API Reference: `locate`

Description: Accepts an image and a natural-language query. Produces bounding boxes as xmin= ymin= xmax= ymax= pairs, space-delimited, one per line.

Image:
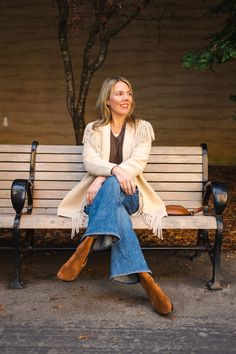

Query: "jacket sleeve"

xmin=119 ymin=121 xmax=155 ymax=178
xmin=82 ymin=123 xmax=117 ymax=176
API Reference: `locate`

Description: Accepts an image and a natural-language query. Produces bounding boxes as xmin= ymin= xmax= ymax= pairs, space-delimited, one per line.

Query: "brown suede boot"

xmin=57 ymin=236 xmax=94 ymax=281
xmin=139 ymin=272 xmax=173 ymax=316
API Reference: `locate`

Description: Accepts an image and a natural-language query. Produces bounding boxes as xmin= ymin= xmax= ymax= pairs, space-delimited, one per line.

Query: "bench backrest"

xmin=0 ymin=144 xmax=207 ymax=215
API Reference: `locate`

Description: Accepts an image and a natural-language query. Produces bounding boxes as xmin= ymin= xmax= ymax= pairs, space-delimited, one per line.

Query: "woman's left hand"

xmin=86 ymin=176 xmax=106 ymax=204
xmin=111 ymin=166 xmax=136 ymax=195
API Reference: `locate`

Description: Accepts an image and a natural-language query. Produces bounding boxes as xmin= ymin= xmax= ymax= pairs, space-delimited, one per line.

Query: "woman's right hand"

xmin=86 ymin=176 xmax=106 ymax=204
xmin=111 ymin=166 xmax=136 ymax=195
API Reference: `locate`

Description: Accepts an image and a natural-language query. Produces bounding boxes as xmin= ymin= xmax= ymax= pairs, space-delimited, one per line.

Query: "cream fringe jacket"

xmin=57 ymin=119 xmax=167 ymax=239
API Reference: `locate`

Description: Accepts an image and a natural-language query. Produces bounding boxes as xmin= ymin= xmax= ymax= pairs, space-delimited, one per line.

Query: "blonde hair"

xmin=93 ymin=76 xmax=136 ymax=129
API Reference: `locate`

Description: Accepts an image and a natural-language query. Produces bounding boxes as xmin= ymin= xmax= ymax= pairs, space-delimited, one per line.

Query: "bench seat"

xmin=0 ymin=142 xmax=227 ymax=290
xmin=0 ymin=213 xmax=217 ymax=230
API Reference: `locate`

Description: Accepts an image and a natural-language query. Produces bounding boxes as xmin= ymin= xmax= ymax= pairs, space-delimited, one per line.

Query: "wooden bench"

xmin=0 ymin=142 xmax=228 ymax=289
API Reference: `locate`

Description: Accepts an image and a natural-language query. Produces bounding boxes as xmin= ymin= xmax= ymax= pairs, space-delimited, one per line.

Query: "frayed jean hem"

xmin=110 ymin=269 xmax=152 ymax=285
xmin=81 ymin=232 xmax=120 ymax=251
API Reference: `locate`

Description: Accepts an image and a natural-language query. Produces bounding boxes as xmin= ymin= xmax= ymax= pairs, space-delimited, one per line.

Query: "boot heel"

xmin=57 ymin=237 xmax=94 ymax=281
xmin=139 ymin=272 xmax=173 ymax=316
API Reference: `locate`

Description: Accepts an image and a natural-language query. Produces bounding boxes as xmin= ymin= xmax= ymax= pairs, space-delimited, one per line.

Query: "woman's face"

xmin=107 ymin=81 xmax=133 ymax=120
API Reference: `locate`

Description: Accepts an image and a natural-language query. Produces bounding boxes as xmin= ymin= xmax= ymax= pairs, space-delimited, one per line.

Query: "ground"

xmin=0 ymin=249 xmax=236 ymax=353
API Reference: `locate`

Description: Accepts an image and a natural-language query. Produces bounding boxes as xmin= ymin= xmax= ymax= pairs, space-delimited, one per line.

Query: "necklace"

xmin=111 ymin=122 xmax=125 ymax=136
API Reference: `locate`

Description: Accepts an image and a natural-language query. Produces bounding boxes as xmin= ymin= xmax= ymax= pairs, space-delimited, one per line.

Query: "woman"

xmin=57 ymin=76 xmax=173 ymax=316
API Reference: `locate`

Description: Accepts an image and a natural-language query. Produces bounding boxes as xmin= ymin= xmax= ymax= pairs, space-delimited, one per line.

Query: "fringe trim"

xmin=135 ymin=121 xmax=155 ymax=147
xmin=134 ymin=186 xmax=164 ymax=240
xmin=141 ymin=212 xmax=163 ymax=240
xmin=71 ymin=201 xmax=88 ymax=239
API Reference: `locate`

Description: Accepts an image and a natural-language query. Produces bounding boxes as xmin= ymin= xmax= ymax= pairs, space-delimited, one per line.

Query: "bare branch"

xmin=56 ymin=0 xmax=76 ymax=117
xmin=108 ymin=0 xmax=152 ymax=39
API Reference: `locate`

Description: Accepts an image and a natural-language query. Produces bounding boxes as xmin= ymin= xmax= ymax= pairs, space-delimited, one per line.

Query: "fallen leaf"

xmin=54 ymin=304 xmax=64 ymax=310
xmin=0 ymin=304 xmax=5 ymax=312
xmin=78 ymin=335 xmax=90 ymax=340
xmin=138 ymin=311 xmax=145 ymax=315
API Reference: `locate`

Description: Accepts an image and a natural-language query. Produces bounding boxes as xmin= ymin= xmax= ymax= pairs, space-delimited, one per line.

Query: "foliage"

xmin=182 ymin=0 xmax=236 ymax=71
xmin=182 ymin=0 xmax=236 ymax=120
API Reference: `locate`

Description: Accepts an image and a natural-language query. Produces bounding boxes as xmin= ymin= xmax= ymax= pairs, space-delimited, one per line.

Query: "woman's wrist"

xmin=96 ymin=176 xmax=106 ymax=183
xmin=110 ymin=165 xmax=118 ymax=176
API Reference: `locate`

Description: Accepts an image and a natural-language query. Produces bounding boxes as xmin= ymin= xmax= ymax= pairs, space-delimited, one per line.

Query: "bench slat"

xmin=158 ymin=192 xmax=202 ymax=201
xmin=145 ymin=164 xmax=202 ymax=173
xmin=0 ymin=199 xmax=203 ymax=209
xmin=148 ymin=155 xmax=203 ymax=163
xmin=0 ymin=153 xmax=31 ymax=162
xmin=143 ymin=173 xmax=203 ymax=182
xmin=132 ymin=215 xmax=217 ymax=229
xmin=34 ymin=172 xmax=204 ymax=182
xmin=0 ymin=181 xmax=15 ymax=189
xmin=35 ymin=163 xmax=86 ymax=172
xmin=36 ymin=154 xmax=83 ymax=163
xmin=34 ymin=191 xmax=67 ymax=199
xmin=31 ymin=190 xmax=202 ymax=202
xmin=0 ymin=214 xmax=16 ymax=227
xmin=1 ymin=180 xmax=80 ymax=191
xmin=37 ymin=145 xmax=83 ymax=153
xmin=0 ymin=172 xmax=203 ymax=183
xmin=0 ymin=181 xmax=204 ymax=192
xmin=0 ymin=163 xmax=31 ymax=171
xmin=35 ymin=154 xmax=203 ymax=164
xmin=0 ymin=190 xmax=10 ymax=198
xmin=13 ymin=214 xmax=216 ymax=230
xmin=0 ymin=172 xmax=29 ymax=180
xmin=0 ymin=145 xmax=203 ymax=155
xmin=32 ymin=162 xmax=203 ymax=173
xmin=150 ymin=146 xmax=203 ymax=154
xmin=0 ymin=208 xmax=16 ymax=215
xmin=34 ymin=181 xmax=79 ymax=190
xmin=151 ymin=182 xmax=203 ymax=192
xmin=34 ymin=172 xmax=85 ymax=181
xmin=33 ymin=181 xmax=204 ymax=192
xmin=0 ymin=145 xmax=31 ymax=153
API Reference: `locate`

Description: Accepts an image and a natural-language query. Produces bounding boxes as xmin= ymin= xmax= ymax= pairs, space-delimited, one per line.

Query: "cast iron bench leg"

xmin=208 ymin=216 xmax=223 ymax=290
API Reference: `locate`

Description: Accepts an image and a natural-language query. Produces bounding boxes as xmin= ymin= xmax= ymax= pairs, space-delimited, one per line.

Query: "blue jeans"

xmin=83 ymin=176 xmax=151 ymax=284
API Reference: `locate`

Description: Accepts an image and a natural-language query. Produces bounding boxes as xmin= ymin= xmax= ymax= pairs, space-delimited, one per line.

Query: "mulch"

xmin=1 ymin=166 xmax=236 ymax=252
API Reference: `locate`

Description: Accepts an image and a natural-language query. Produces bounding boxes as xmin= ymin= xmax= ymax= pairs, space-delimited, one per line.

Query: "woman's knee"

xmin=103 ymin=176 xmax=120 ymax=192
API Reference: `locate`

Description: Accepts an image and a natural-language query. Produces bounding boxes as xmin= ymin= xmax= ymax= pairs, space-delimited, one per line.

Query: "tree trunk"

xmin=56 ymin=0 xmax=81 ymax=144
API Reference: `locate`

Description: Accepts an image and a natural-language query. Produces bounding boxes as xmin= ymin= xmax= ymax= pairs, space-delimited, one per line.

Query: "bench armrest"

xmin=203 ymin=181 xmax=228 ymax=216
xmin=11 ymin=179 xmax=33 ymax=215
